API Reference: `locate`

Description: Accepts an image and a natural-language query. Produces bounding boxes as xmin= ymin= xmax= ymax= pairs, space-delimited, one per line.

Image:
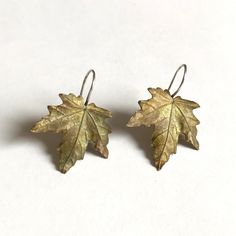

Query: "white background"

xmin=0 ymin=0 xmax=235 ymax=235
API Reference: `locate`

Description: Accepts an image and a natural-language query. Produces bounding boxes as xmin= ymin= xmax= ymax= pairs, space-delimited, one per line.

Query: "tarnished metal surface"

xmin=127 ymin=88 xmax=200 ymax=169
xmin=31 ymin=93 xmax=112 ymax=173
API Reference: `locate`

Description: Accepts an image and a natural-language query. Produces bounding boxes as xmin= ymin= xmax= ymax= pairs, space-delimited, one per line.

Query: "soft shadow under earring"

xmin=127 ymin=64 xmax=200 ymax=170
xmin=31 ymin=70 xmax=112 ymax=174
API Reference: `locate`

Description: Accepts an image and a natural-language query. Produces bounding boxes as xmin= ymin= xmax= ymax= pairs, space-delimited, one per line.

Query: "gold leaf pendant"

xmin=31 ymin=70 xmax=112 ymax=173
xmin=127 ymin=65 xmax=200 ymax=170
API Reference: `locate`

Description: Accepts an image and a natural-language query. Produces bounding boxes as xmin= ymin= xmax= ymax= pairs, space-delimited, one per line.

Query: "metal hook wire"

xmin=168 ymin=64 xmax=187 ymax=97
xmin=80 ymin=69 xmax=96 ymax=105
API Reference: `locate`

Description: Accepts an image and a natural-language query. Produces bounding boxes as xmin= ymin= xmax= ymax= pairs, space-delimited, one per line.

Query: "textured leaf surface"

xmin=127 ymin=88 xmax=200 ymax=170
xmin=31 ymin=93 xmax=112 ymax=173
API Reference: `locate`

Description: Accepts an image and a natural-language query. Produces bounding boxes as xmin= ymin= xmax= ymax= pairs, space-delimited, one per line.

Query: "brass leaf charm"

xmin=127 ymin=87 xmax=200 ymax=170
xmin=31 ymin=93 xmax=112 ymax=173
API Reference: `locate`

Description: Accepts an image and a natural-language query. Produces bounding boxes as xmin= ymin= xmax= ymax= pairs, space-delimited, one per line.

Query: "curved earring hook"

xmin=167 ymin=64 xmax=187 ymax=97
xmin=80 ymin=69 xmax=96 ymax=105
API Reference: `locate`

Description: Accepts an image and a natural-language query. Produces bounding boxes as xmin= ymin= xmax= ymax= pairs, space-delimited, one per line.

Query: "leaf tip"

xmin=59 ymin=168 xmax=68 ymax=174
xmin=30 ymin=124 xmax=39 ymax=133
xmin=30 ymin=127 xmax=36 ymax=133
xmin=195 ymin=142 xmax=200 ymax=150
xmin=47 ymin=105 xmax=53 ymax=112
xmin=107 ymin=111 xmax=112 ymax=118
xmin=59 ymin=93 xmax=67 ymax=101
xmin=97 ymin=146 xmax=109 ymax=158
xmin=147 ymin=87 xmax=156 ymax=94
xmin=58 ymin=163 xmax=70 ymax=174
xmin=155 ymin=161 xmax=165 ymax=170
xmin=126 ymin=119 xmax=134 ymax=127
xmin=102 ymin=147 xmax=109 ymax=158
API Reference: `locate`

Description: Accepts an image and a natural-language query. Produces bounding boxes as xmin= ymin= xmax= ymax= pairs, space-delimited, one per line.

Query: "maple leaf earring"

xmin=31 ymin=70 xmax=112 ymax=174
xmin=127 ymin=64 xmax=200 ymax=170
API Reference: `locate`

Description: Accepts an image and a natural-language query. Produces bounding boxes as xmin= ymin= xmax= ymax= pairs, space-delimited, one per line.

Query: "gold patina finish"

xmin=127 ymin=88 xmax=200 ymax=170
xmin=31 ymin=93 xmax=112 ymax=173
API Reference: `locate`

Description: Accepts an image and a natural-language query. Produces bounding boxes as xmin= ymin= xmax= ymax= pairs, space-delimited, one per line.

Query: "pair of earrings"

xmin=31 ymin=64 xmax=200 ymax=173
